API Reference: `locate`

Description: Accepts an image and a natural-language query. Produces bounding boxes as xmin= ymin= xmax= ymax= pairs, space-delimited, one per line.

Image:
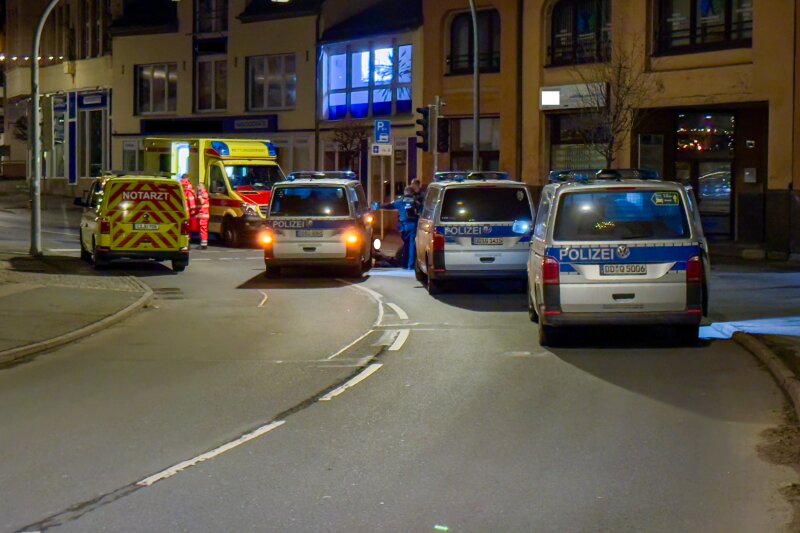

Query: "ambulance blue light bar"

xmin=210 ymin=141 xmax=230 ymax=156
xmin=264 ymin=142 xmax=278 ymax=157
xmin=434 ymin=171 xmax=512 ymax=182
xmin=548 ymin=168 xmax=661 ymax=183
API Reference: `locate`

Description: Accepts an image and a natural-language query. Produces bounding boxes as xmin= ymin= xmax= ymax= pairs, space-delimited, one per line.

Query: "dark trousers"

xmin=400 ymin=221 xmax=417 ymax=270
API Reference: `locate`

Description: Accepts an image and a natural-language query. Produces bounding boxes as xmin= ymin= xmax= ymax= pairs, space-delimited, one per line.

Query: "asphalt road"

xmin=0 ymin=200 xmax=797 ymax=531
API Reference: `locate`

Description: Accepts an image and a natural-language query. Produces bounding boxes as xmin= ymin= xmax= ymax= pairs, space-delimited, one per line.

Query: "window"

xmin=549 ymin=113 xmax=608 ymax=170
xmin=122 ymin=140 xmax=144 ymax=172
xmin=440 ymin=187 xmax=532 ymax=223
xmin=196 ymin=56 xmax=227 ymax=112
xmin=534 ymin=192 xmax=552 ymax=240
xmin=224 ymin=165 xmax=285 ymax=190
xmin=549 ymin=0 xmax=610 ymax=66
xmin=321 ymin=41 xmax=413 ymax=121
xmin=270 ymin=187 xmax=351 ymax=217
xmin=209 ymin=165 xmax=227 ymax=194
xmin=196 ymin=0 xmax=228 ymax=33
xmin=449 ymin=117 xmax=501 ymax=171
xmin=656 ymin=0 xmax=752 ymax=55
xmin=248 ymin=54 xmax=297 ymax=110
xmin=78 ymin=109 xmax=106 ymax=177
xmin=135 ymin=63 xmax=178 ymax=115
xmin=449 ymin=10 xmax=501 ymax=74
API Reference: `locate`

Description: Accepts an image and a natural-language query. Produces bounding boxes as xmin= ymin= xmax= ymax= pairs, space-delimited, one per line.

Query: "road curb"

xmin=0 ymin=277 xmax=153 ymax=367
xmin=734 ymin=332 xmax=800 ymax=418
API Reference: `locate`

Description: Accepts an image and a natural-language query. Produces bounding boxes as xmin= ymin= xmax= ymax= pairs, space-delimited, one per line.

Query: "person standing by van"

xmin=196 ymin=182 xmax=210 ymax=249
xmin=180 ymin=174 xmax=198 ymax=236
xmin=382 ymin=186 xmax=420 ymax=270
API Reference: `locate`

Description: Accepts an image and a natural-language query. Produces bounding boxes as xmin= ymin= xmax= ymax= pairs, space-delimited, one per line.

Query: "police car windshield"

xmin=270 ymin=186 xmax=350 ymax=217
xmin=553 ymin=190 xmax=690 ymax=241
xmin=225 ymin=165 xmax=285 ymax=191
xmin=440 ymin=187 xmax=531 ymax=223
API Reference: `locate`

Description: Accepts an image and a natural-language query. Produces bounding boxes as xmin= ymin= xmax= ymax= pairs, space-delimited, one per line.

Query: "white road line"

xmin=376 ymin=301 xmax=385 ymax=326
xmin=388 ymin=329 xmax=410 ymax=351
xmin=257 ymin=291 xmax=269 ymax=308
xmin=219 ymin=257 xmax=234 ymax=261
xmin=192 ymin=258 xmax=212 ymax=261
xmin=337 ymin=279 xmax=384 ymax=301
xmin=137 ymin=420 xmax=285 ymax=487
xmin=386 ymin=302 xmax=408 ymax=320
xmin=326 ymin=329 xmax=374 ymax=360
xmin=47 ymin=248 xmax=81 ymax=252
xmin=319 ymin=363 xmax=383 ymax=401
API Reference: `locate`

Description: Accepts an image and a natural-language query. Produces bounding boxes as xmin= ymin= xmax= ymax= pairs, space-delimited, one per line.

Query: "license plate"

xmin=297 ymin=230 xmax=323 ymax=238
xmin=133 ymin=224 xmax=159 ymax=231
xmin=600 ymin=264 xmax=647 ymax=276
xmin=472 ymin=237 xmax=503 ymax=245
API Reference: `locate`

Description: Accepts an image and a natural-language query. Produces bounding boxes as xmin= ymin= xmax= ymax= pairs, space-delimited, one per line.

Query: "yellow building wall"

xmin=522 ymin=0 xmax=796 ymax=190
xmin=422 ymin=0 xmax=521 ymax=180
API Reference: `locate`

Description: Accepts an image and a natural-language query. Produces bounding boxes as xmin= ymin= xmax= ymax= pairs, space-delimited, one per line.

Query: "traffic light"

xmin=437 ymin=117 xmax=450 ymax=153
xmin=416 ymin=106 xmax=430 ymax=152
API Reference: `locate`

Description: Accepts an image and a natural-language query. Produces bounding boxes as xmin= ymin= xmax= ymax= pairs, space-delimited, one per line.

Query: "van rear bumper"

xmin=264 ymin=257 xmax=360 ymax=268
xmin=542 ymin=311 xmax=702 ymax=327
xmin=430 ymin=269 xmax=527 ymax=280
xmin=97 ymin=249 xmax=189 ymax=262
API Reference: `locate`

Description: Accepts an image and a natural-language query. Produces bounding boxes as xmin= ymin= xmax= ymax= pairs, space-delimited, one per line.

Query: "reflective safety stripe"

xmin=105 ymin=180 xmax=186 ymax=251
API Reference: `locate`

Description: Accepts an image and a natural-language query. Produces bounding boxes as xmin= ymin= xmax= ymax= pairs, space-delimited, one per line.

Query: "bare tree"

xmin=331 ymin=118 xmax=370 ymax=171
xmin=570 ymin=39 xmax=663 ymax=168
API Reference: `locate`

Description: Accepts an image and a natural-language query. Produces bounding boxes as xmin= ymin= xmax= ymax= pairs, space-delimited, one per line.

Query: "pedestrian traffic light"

xmin=416 ymin=106 xmax=430 ymax=152
xmin=437 ymin=117 xmax=450 ymax=153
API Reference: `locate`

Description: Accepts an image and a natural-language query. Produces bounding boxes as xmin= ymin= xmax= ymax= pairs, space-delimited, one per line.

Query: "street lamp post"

xmin=29 ymin=0 xmax=61 ymax=256
xmin=468 ymin=0 xmax=480 ymax=171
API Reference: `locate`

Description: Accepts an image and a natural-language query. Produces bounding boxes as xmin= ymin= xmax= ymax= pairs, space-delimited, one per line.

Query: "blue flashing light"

xmin=210 ymin=141 xmax=230 ymax=156
xmin=265 ymin=142 xmax=278 ymax=157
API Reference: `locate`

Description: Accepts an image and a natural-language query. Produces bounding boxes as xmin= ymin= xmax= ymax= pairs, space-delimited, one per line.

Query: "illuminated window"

xmin=135 ymin=63 xmax=178 ymax=115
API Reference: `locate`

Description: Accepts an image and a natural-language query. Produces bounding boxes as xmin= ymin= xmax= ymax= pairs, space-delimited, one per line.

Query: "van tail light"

xmin=433 ymin=232 xmax=446 ymax=252
xmin=180 ymin=219 xmax=190 ymax=236
xmin=100 ymin=219 xmax=111 ymax=234
xmin=542 ymin=256 xmax=560 ymax=285
xmin=432 ymin=231 xmax=446 ymax=273
xmin=687 ymin=256 xmax=703 ymax=283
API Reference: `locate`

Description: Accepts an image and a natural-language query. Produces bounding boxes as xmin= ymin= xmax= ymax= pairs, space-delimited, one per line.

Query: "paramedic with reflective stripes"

xmin=180 ymin=174 xmax=198 ymax=234
xmin=196 ymin=182 xmax=210 ymax=249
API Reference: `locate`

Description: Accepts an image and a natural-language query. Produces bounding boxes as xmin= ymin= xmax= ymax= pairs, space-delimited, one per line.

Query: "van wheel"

xmin=528 ymin=289 xmax=539 ymax=323
xmin=427 ymin=277 xmax=442 ymax=295
xmin=172 ymin=259 xmax=188 ymax=272
xmin=361 ymin=250 xmax=373 ymax=273
xmin=222 ymin=218 xmax=240 ymax=247
xmin=79 ymin=233 xmax=92 ymax=263
xmin=348 ymin=262 xmax=364 ymax=278
xmin=92 ymin=238 xmax=108 ymax=269
xmin=538 ymin=322 xmax=559 ymax=347
xmin=677 ymin=325 xmax=700 ymax=346
xmin=265 ymin=266 xmax=281 ymax=278
xmin=415 ymin=259 xmax=427 ymax=283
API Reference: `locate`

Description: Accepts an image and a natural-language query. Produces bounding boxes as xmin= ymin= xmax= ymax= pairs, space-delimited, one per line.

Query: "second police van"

xmin=527 ymin=169 xmax=710 ymax=346
xmin=261 ymin=171 xmax=374 ymax=278
xmin=415 ymin=172 xmax=536 ymax=294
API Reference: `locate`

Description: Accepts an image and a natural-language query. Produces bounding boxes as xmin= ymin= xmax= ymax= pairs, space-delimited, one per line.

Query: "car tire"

xmin=415 ymin=259 xmax=427 ymax=283
xmin=348 ymin=262 xmax=364 ymax=279
xmin=91 ymin=238 xmax=108 ymax=270
xmin=222 ymin=217 xmax=240 ymax=248
xmin=79 ymin=232 xmax=92 ymax=263
xmin=264 ymin=266 xmax=282 ymax=278
xmin=677 ymin=324 xmax=700 ymax=346
xmin=361 ymin=250 xmax=373 ymax=273
xmin=172 ymin=259 xmax=188 ymax=272
xmin=538 ymin=322 xmax=559 ymax=347
xmin=528 ymin=288 xmax=539 ymax=323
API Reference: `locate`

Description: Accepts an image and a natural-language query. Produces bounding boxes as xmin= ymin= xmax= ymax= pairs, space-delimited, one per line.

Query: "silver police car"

xmin=527 ymin=169 xmax=710 ymax=346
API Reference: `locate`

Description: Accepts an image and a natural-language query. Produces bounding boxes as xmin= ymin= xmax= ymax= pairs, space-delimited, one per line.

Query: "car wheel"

xmin=361 ymin=250 xmax=373 ymax=273
xmin=172 ymin=259 xmax=188 ymax=272
xmin=528 ymin=287 xmax=539 ymax=323
xmin=222 ymin=217 xmax=240 ymax=248
xmin=677 ymin=325 xmax=700 ymax=346
xmin=415 ymin=259 xmax=427 ymax=283
xmin=79 ymin=232 xmax=92 ymax=263
xmin=538 ymin=322 xmax=559 ymax=347
xmin=92 ymin=238 xmax=108 ymax=270
xmin=348 ymin=262 xmax=364 ymax=279
xmin=264 ymin=266 xmax=282 ymax=278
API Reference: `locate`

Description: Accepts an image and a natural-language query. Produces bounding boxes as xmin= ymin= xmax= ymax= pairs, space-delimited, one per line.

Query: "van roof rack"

xmin=285 ymin=170 xmax=357 ymax=181
xmin=433 ymin=171 xmax=512 ymax=182
xmin=548 ymin=168 xmax=661 ymax=183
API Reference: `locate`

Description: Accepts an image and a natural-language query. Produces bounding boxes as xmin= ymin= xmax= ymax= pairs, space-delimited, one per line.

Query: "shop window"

xmin=676 ymin=112 xmax=734 ymax=156
xmin=196 ymin=0 xmax=228 ymax=33
xmin=196 ymin=56 xmax=227 ymax=112
xmin=449 ymin=117 xmax=501 ymax=171
xmin=655 ymin=0 xmax=752 ymax=55
xmin=549 ymin=113 xmax=608 ymax=170
xmin=321 ymin=41 xmax=413 ymax=121
xmin=449 ymin=10 xmax=501 ymax=75
xmin=549 ymin=0 xmax=611 ymax=66
xmin=248 ymin=54 xmax=296 ymax=111
xmin=78 ymin=109 xmax=106 ymax=178
xmin=135 ymin=63 xmax=178 ymax=115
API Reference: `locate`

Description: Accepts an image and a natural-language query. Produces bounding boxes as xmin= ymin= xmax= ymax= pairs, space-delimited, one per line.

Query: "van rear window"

xmin=270 ymin=187 xmax=350 ymax=217
xmin=553 ymin=190 xmax=690 ymax=241
xmin=440 ymin=187 xmax=532 ymax=223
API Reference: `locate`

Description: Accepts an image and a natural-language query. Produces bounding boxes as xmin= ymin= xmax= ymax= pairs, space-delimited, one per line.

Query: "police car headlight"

xmin=242 ymin=204 xmax=259 ymax=216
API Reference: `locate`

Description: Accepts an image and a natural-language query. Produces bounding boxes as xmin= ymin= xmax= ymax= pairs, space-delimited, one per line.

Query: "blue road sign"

xmin=375 ymin=120 xmax=391 ymax=144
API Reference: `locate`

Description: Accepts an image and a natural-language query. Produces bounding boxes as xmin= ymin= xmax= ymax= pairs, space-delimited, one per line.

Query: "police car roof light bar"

xmin=548 ymin=168 xmax=661 ymax=183
xmin=286 ymin=171 xmax=358 ymax=181
xmin=433 ymin=171 xmax=512 ymax=182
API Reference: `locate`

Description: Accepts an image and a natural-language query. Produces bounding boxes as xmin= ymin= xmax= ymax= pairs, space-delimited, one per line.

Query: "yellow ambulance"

xmin=143 ymin=138 xmax=285 ymax=246
xmin=76 ymin=174 xmax=191 ymax=271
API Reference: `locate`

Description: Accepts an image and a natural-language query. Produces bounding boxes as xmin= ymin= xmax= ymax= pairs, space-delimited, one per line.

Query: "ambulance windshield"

xmin=270 ymin=186 xmax=350 ymax=217
xmin=553 ymin=190 xmax=690 ymax=241
xmin=225 ymin=165 xmax=285 ymax=191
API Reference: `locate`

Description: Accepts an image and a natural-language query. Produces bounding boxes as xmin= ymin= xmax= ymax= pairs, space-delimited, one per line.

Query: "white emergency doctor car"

xmin=415 ymin=172 xmax=536 ymax=294
xmin=527 ymin=169 xmax=710 ymax=346
xmin=261 ymin=172 xmax=374 ymax=277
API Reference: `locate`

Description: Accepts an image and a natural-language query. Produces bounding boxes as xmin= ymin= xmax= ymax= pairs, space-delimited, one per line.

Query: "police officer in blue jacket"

xmin=379 ymin=186 xmax=420 ymax=270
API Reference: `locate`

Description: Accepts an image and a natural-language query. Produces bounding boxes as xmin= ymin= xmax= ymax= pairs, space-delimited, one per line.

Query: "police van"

xmin=261 ymin=171 xmax=374 ymax=277
xmin=527 ymin=169 xmax=710 ymax=346
xmin=415 ymin=172 xmax=536 ymax=294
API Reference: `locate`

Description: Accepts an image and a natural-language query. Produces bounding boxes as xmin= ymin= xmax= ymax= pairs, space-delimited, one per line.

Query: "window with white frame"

xmin=196 ymin=56 xmax=227 ymax=112
xmin=135 ymin=63 xmax=178 ymax=115
xmin=247 ymin=54 xmax=297 ymax=111
xmin=321 ymin=40 xmax=413 ymax=121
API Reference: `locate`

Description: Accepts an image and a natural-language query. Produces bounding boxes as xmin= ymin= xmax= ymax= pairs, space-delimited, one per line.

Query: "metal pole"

xmin=468 ymin=0 xmax=480 ymax=171
xmin=30 ymin=0 xmax=61 ymax=256
xmin=433 ymin=96 xmax=440 ymax=174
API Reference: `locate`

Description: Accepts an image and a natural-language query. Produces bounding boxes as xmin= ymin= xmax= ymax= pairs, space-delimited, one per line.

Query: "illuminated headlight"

xmin=241 ymin=204 xmax=259 ymax=216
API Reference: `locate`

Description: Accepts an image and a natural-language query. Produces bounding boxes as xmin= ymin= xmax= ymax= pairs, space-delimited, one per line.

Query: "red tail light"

xmin=433 ymin=232 xmax=446 ymax=252
xmin=542 ymin=256 xmax=560 ymax=285
xmin=100 ymin=219 xmax=111 ymax=234
xmin=181 ymin=219 xmax=190 ymax=235
xmin=687 ymin=256 xmax=703 ymax=283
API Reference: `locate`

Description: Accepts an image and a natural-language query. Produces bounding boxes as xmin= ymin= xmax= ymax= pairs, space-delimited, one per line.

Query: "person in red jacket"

xmin=180 ymin=174 xmax=199 ymax=237
xmin=196 ymin=182 xmax=210 ymax=249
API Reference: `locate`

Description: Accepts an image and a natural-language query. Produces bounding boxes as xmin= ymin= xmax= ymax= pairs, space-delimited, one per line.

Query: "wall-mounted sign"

xmin=744 ymin=167 xmax=757 ymax=183
xmin=539 ymin=83 xmax=606 ymax=110
xmin=371 ymin=143 xmax=392 ymax=157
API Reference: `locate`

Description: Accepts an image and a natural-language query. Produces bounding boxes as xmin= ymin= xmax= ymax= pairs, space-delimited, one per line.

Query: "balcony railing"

xmin=655 ymin=19 xmax=752 ymax=55
xmin=447 ymin=51 xmax=500 ymax=75
xmin=548 ymin=36 xmax=611 ymax=67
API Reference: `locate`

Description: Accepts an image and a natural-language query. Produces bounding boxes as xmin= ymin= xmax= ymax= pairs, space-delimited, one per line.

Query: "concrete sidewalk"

xmin=0 ymin=251 xmax=152 ymax=366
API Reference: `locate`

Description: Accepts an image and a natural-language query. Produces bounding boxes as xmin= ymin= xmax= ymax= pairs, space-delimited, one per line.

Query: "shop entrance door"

xmin=675 ymin=160 xmax=733 ymax=237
